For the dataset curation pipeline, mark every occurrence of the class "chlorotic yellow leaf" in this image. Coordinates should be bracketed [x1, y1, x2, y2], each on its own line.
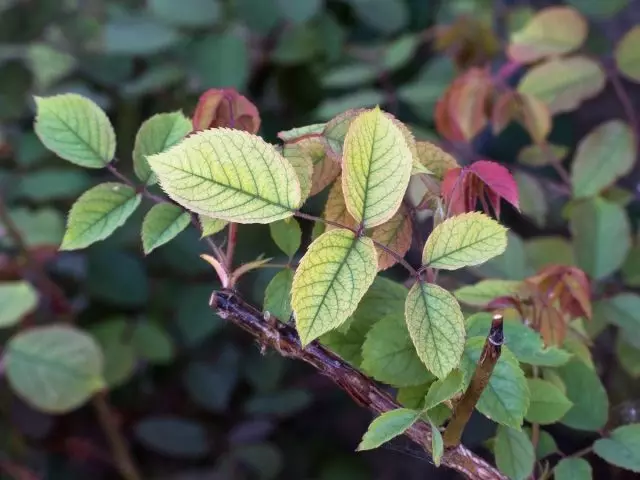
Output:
[342, 108, 413, 228]
[371, 207, 413, 271]
[306, 137, 341, 196]
[415, 141, 459, 179]
[323, 178, 358, 231]
[405, 282, 465, 378]
[34, 94, 116, 168]
[615, 26, 640, 83]
[61, 183, 141, 250]
[423, 212, 508, 270]
[282, 142, 314, 202]
[148, 129, 301, 224]
[518, 56, 606, 114]
[199, 215, 227, 237]
[141, 203, 190, 254]
[291, 228, 377, 345]
[571, 120, 635, 199]
[508, 6, 587, 63]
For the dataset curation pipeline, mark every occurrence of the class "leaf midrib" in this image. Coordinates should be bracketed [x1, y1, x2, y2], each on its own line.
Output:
[427, 228, 504, 267]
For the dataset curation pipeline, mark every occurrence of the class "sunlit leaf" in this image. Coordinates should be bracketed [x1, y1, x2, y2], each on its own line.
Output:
[423, 212, 508, 270]
[149, 129, 301, 223]
[264, 269, 294, 321]
[0, 281, 38, 328]
[142, 203, 190, 254]
[414, 141, 459, 179]
[615, 26, 640, 83]
[323, 178, 358, 231]
[61, 183, 141, 250]
[405, 282, 465, 378]
[34, 93, 115, 168]
[291, 229, 377, 345]
[356, 408, 419, 451]
[282, 142, 314, 202]
[133, 111, 192, 185]
[494, 426, 535, 480]
[594, 424, 640, 472]
[342, 108, 412, 228]
[525, 378, 573, 424]
[571, 120, 635, 198]
[554, 458, 592, 480]
[557, 358, 608, 431]
[371, 207, 412, 271]
[199, 215, 227, 237]
[5, 325, 104, 413]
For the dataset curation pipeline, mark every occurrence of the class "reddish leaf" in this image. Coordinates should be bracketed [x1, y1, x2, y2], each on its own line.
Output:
[491, 91, 551, 143]
[192, 88, 260, 134]
[528, 266, 592, 320]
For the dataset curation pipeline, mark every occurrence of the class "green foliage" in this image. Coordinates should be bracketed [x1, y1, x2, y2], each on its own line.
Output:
[356, 408, 419, 451]
[423, 370, 464, 411]
[264, 269, 294, 321]
[554, 458, 592, 480]
[494, 426, 535, 480]
[524, 378, 573, 424]
[593, 424, 640, 472]
[0, 281, 38, 328]
[142, 203, 190, 254]
[269, 219, 302, 258]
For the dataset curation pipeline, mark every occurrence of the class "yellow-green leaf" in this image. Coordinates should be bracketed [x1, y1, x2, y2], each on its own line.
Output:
[141, 203, 190, 254]
[0, 281, 39, 328]
[133, 111, 192, 185]
[357, 408, 420, 451]
[371, 207, 412, 271]
[405, 282, 465, 378]
[282, 142, 314, 202]
[34, 93, 116, 168]
[148, 129, 301, 223]
[61, 183, 141, 250]
[615, 26, 640, 83]
[291, 228, 377, 345]
[415, 141, 459, 179]
[518, 56, 605, 114]
[423, 212, 508, 270]
[199, 215, 227, 237]
[342, 107, 413, 228]
[423, 369, 464, 411]
[571, 120, 635, 199]
[517, 143, 569, 167]
[508, 6, 587, 64]
[455, 279, 522, 307]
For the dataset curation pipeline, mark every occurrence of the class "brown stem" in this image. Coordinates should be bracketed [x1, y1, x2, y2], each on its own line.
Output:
[226, 223, 238, 270]
[443, 314, 504, 448]
[210, 290, 507, 480]
[92, 393, 142, 480]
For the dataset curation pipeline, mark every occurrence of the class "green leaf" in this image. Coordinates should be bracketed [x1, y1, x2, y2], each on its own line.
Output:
[567, 0, 628, 18]
[557, 358, 608, 431]
[276, 0, 321, 24]
[593, 424, 640, 472]
[17, 168, 92, 202]
[264, 269, 294, 321]
[149, 129, 301, 223]
[570, 197, 631, 280]
[461, 338, 529, 429]
[104, 15, 181, 56]
[615, 25, 640, 83]
[89, 318, 136, 388]
[189, 33, 249, 90]
[61, 183, 141, 250]
[131, 320, 175, 364]
[0, 207, 63, 248]
[27, 43, 76, 92]
[199, 215, 227, 237]
[622, 245, 640, 287]
[494, 426, 535, 480]
[467, 313, 571, 367]
[592, 293, 640, 346]
[514, 171, 547, 226]
[342, 107, 413, 228]
[524, 427, 558, 459]
[430, 420, 444, 466]
[423, 212, 508, 270]
[0, 281, 38, 328]
[405, 282, 465, 378]
[34, 93, 115, 168]
[88, 249, 149, 308]
[135, 416, 209, 459]
[323, 63, 378, 89]
[617, 335, 640, 378]
[133, 111, 192, 185]
[184, 346, 239, 412]
[525, 236, 574, 269]
[525, 378, 573, 424]
[278, 123, 326, 142]
[141, 203, 190, 254]
[361, 314, 434, 387]
[148, 0, 221, 27]
[5, 325, 104, 413]
[454, 279, 522, 307]
[282, 143, 314, 202]
[383, 35, 419, 71]
[269, 219, 302, 258]
[571, 121, 635, 199]
[291, 229, 377, 345]
[472, 232, 531, 280]
[554, 458, 592, 480]
[356, 408, 419, 451]
[348, 0, 408, 34]
[423, 369, 464, 411]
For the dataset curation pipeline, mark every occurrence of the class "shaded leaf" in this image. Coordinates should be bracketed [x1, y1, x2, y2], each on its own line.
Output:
[199, 215, 227, 237]
[269, 219, 301, 258]
[104, 15, 181, 55]
[90, 318, 136, 388]
[593, 424, 640, 472]
[423, 369, 464, 411]
[264, 269, 294, 321]
[517, 143, 569, 167]
[525, 378, 572, 424]
[615, 26, 640, 83]
[494, 426, 535, 480]
[557, 358, 608, 431]
[414, 141, 459, 179]
[514, 171, 546, 226]
[525, 236, 574, 269]
[473, 232, 530, 280]
[357, 408, 419, 451]
[0, 281, 38, 328]
[454, 279, 522, 307]
[142, 203, 190, 254]
[617, 336, 640, 378]
[430, 420, 444, 466]
[135, 416, 209, 459]
[554, 458, 592, 480]
[282, 142, 314, 202]
[149, 0, 221, 27]
[131, 321, 174, 364]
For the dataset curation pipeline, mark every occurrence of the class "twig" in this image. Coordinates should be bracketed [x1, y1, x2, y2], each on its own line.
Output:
[92, 393, 142, 480]
[570, 445, 593, 459]
[443, 314, 504, 448]
[211, 290, 507, 480]
[226, 223, 238, 270]
[609, 69, 639, 138]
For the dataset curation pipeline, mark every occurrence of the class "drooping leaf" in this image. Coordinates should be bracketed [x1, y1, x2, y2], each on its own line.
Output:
[148, 129, 301, 223]
[525, 378, 573, 425]
[89, 318, 136, 388]
[461, 338, 529, 429]
[405, 282, 465, 378]
[508, 6, 587, 63]
[454, 279, 522, 307]
[423, 369, 464, 411]
[134, 416, 209, 459]
[342, 108, 413, 228]
[494, 426, 535, 480]
[264, 269, 294, 321]
[593, 424, 640, 472]
[269, 219, 302, 258]
[0, 281, 39, 328]
[34, 93, 116, 168]
[423, 212, 508, 270]
[141, 203, 190, 254]
[16, 169, 92, 202]
[291, 229, 377, 345]
[361, 314, 434, 387]
[356, 408, 419, 451]
[570, 197, 631, 280]
[557, 358, 608, 431]
[571, 121, 635, 199]
[430, 420, 444, 466]
[518, 56, 606, 114]
[199, 215, 227, 237]
[5, 325, 104, 413]
[615, 26, 640, 83]
[61, 183, 141, 250]
[554, 458, 593, 480]
[371, 207, 412, 271]
[133, 111, 192, 185]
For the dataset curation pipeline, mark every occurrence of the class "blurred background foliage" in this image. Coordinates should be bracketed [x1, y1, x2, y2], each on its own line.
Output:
[1, 0, 640, 478]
